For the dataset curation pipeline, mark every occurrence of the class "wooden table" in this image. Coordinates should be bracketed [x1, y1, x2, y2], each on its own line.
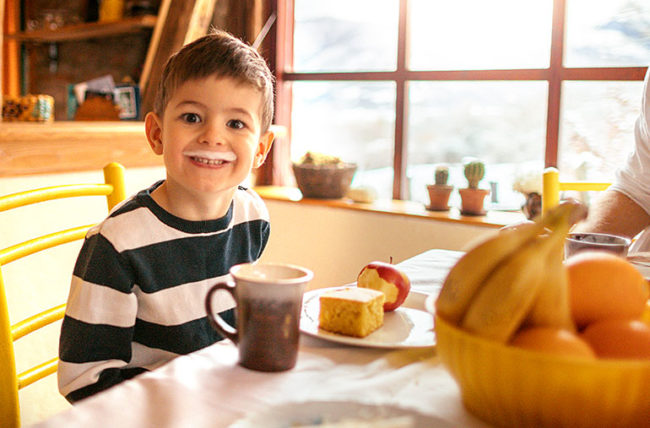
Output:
[33, 249, 491, 428]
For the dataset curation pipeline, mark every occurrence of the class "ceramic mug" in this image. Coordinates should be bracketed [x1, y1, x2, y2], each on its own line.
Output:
[205, 262, 313, 372]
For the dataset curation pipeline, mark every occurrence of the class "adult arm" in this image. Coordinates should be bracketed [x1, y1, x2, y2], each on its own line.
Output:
[573, 69, 650, 241]
[572, 189, 650, 239]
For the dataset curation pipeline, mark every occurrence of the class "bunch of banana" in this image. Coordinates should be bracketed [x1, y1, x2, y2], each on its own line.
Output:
[523, 218, 574, 331]
[436, 202, 586, 342]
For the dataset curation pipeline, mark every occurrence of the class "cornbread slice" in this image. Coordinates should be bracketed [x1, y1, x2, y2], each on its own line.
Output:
[318, 287, 385, 337]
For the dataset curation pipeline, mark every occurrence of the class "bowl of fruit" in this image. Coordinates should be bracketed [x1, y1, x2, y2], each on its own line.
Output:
[430, 202, 650, 428]
[292, 152, 357, 199]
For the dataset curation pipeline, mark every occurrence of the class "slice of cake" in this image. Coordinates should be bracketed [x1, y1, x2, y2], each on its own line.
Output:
[318, 287, 385, 338]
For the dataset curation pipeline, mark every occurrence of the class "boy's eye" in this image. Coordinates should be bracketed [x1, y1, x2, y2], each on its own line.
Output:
[227, 119, 245, 129]
[181, 113, 201, 123]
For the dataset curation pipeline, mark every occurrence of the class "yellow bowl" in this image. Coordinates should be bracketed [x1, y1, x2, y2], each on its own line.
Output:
[434, 315, 650, 428]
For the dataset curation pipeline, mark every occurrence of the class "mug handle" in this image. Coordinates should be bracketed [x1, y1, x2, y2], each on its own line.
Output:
[205, 282, 238, 343]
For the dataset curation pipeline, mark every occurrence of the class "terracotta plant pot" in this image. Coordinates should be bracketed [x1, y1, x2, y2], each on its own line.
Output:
[426, 184, 453, 211]
[459, 188, 490, 216]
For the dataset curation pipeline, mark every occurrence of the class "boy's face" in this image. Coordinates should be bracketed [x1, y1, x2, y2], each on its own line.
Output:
[145, 76, 273, 203]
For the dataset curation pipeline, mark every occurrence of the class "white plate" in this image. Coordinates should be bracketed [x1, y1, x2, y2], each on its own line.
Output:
[228, 400, 453, 427]
[300, 287, 436, 348]
[425, 293, 436, 316]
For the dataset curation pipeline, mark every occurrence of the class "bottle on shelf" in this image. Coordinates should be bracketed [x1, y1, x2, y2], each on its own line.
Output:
[99, 0, 125, 23]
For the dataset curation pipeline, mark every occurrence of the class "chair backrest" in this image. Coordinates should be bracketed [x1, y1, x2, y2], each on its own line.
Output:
[542, 167, 611, 213]
[0, 162, 126, 428]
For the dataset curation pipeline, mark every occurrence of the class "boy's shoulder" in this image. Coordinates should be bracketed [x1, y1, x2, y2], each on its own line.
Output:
[102, 184, 155, 223]
[85, 184, 159, 239]
[232, 185, 259, 202]
[235, 184, 261, 200]
[233, 186, 269, 221]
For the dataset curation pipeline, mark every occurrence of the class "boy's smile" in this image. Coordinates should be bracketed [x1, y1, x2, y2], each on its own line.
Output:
[144, 76, 274, 220]
[184, 149, 237, 167]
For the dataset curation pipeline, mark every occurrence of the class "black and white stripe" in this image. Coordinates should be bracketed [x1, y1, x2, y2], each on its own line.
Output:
[58, 182, 269, 402]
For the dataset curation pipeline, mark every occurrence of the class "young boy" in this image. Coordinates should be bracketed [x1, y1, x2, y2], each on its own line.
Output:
[58, 30, 275, 402]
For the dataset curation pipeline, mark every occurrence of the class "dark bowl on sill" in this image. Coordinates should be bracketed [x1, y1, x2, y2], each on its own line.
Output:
[292, 163, 357, 199]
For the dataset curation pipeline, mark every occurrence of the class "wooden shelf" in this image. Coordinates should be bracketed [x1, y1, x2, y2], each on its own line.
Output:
[6, 15, 157, 43]
[0, 123, 285, 177]
[1, 0, 219, 118]
[0, 122, 162, 177]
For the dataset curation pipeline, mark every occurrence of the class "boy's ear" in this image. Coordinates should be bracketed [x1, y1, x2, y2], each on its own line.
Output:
[253, 130, 275, 168]
[145, 112, 164, 155]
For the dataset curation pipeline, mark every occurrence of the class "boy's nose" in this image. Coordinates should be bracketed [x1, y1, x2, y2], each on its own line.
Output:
[199, 124, 225, 146]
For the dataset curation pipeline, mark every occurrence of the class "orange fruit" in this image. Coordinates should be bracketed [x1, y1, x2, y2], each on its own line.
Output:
[581, 319, 650, 359]
[642, 300, 650, 326]
[565, 251, 649, 328]
[510, 327, 595, 359]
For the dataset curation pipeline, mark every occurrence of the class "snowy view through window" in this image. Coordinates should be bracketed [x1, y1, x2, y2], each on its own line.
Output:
[290, 0, 650, 209]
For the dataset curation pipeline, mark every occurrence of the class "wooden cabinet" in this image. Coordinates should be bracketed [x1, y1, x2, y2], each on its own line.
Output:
[2, 0, 217, 120]
[0, 0, 275, 178]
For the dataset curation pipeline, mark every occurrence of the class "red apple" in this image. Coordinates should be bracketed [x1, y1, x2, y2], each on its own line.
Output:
[357, 261, 411, 311]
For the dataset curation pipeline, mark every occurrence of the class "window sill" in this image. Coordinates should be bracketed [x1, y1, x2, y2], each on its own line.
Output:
[254, 186, 526, 229]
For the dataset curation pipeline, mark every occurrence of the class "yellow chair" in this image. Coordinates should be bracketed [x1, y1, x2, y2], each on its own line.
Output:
[542, 167, 611, 213]
[0, 162, 126, 428]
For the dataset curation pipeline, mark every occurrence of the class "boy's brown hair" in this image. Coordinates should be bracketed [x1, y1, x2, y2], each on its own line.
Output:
[153, 30, 275, 132]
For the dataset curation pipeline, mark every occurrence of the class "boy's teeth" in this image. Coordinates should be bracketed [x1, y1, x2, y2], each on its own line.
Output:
[184, 150, 237, 164]
[193, 157, 226, 165]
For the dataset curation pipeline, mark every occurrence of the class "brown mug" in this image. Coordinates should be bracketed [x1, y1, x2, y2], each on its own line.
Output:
[205, 262, 313, 372]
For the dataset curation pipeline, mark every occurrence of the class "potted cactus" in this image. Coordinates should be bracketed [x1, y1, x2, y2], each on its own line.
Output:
[459, 159, 490, 215]
[426, 164, 454, 211]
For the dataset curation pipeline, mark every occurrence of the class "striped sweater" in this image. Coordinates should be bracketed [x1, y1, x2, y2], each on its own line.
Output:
[58, 182, 270, 402]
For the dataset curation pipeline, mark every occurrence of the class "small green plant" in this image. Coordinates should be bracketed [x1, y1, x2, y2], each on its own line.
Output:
[434, 165, 450, 186]
[464, 159, 485, 189]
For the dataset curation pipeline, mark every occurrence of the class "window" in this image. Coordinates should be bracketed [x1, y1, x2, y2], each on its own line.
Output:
[273, 0, 649, 209]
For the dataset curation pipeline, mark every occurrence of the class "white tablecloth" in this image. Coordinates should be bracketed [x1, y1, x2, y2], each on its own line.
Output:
[33, 249, 490, 428]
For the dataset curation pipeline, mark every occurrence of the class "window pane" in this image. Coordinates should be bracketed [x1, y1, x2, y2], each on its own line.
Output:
[291, 82, 396, 199]
[559, 81, 643, 184]
[409, 0, 552, 70]
[565, 0, 650, 67]
[293, 0, 399, 72]
[407, 82, 547, 209]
